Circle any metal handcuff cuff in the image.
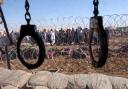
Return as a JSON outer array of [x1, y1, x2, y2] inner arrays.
[[17, 0, 45, 69], [89, 0, 108, 68]]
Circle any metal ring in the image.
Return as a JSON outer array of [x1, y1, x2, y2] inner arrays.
[[89, 16, 108, 68], [17, 30, 45, 69], [25, 12, 31, 24]]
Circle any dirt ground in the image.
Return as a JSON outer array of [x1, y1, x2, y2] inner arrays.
[[1, 55, 128, 78], [0, 37, 128, 78], [0, 48, 128, 78]]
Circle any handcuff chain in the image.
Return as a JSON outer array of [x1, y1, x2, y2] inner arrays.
[[93, 0, 99, 17], [25, 0, 31, 25]]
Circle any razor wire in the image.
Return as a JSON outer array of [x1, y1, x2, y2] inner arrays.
[[33, 14, 128, 30]]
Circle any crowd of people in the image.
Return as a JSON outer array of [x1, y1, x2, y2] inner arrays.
[[39, 27, 88, 45], [0, 26, 127, 46], [0, 26, 89, 46]]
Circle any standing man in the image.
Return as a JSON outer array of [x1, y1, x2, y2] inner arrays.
[[50, 29, 55, 46], [40, 29, 47, 43], [75, 28, 80, 44]]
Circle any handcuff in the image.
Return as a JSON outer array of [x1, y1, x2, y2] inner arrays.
[[89, 0, 108, 68], [17, 0, 45, 69]]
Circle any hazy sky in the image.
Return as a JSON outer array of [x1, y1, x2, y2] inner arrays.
[[1, 0, 128, 27]]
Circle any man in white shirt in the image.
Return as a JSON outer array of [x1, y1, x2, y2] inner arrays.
[[50, 29, 55, 46]]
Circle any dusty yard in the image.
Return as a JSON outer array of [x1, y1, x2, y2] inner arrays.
[[0, 37, 128, 78]]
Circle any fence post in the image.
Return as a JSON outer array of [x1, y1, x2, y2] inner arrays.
[[5, 45, 11, 69]]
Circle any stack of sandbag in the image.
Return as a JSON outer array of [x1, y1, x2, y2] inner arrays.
[[28, 71, 128, 89]]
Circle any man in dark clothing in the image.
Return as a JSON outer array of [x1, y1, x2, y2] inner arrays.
[[75, 28, 80, 44], [71, 28, 75, 44], [59, 28, 65, 45], [47, 30, 52, 44], [66, 29, 72, 45]]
